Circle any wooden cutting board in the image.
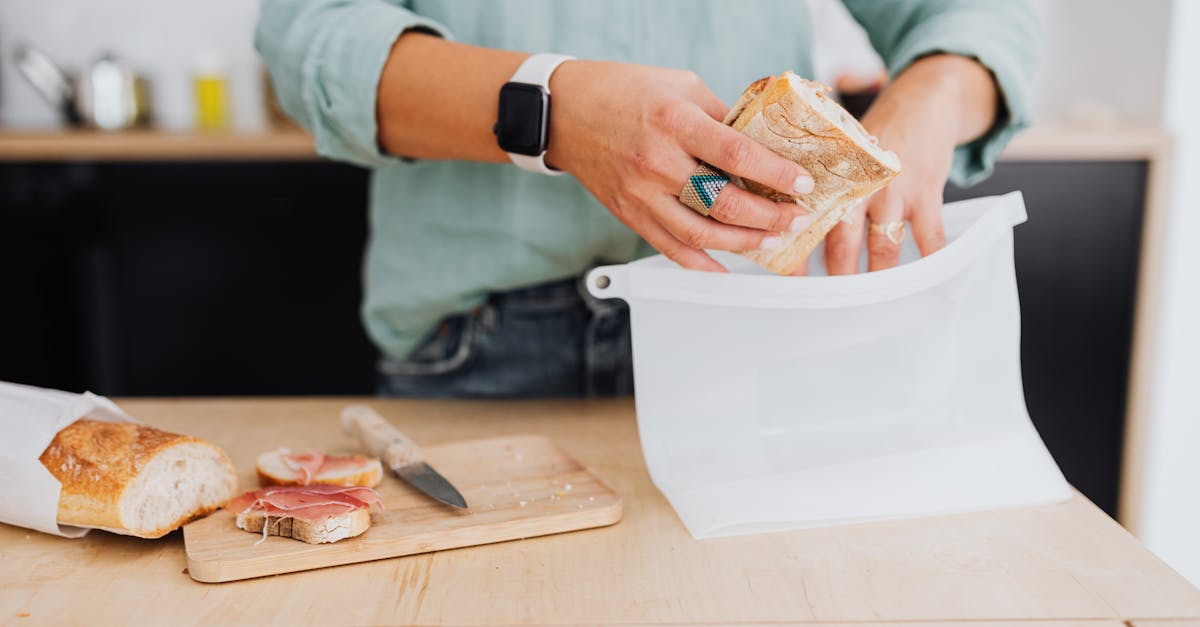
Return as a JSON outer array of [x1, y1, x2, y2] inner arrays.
[[183, 434, 622, 582]]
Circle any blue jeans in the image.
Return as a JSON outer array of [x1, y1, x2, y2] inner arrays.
[[377, 275, 634, 398]]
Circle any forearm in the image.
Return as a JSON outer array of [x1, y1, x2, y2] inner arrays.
[[864, 54, 999, 146], [376, 32, 528, 162]]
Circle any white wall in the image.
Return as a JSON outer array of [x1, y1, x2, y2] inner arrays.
[[0, 0, 266, 130], [1029, 0, 1173, 125], [1138, 0, 1200, 587]]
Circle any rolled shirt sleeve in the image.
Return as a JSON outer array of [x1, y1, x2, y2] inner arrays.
[[841, 0, 1041, 186], [255, 0, 452, 168]]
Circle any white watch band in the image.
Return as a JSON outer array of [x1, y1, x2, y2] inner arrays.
[[505, 52, 574, 176]]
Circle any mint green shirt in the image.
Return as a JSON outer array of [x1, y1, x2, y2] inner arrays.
[[256, 0, 1039, 360]]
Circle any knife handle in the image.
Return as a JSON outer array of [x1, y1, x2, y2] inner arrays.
[[340, 405, 424, 468]]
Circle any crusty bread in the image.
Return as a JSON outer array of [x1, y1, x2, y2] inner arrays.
[[38, 419, 238, 539], [236, 508, 370, 544], [723, 72, 902, 274], [255, 448, 383, 488]]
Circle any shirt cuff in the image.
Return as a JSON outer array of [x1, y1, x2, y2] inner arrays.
[[305, 5, 452, 169], [885, 40, 1033, 187]]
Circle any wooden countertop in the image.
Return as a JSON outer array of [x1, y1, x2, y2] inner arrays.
[[1, 398, 1197, 625], [0, 125, 1172, 162]]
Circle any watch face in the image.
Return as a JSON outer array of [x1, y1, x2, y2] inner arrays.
[[495, 83, 549, 156]]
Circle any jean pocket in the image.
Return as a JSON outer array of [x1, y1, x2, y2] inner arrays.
[[379, 313, 477, 377]]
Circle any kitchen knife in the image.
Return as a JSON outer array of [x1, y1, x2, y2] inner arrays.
[[340, 405, 469, 509]]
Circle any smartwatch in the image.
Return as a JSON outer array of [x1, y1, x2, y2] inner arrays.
[[493, 53, 575, 175]]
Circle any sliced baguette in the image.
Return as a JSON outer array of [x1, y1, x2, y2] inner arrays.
[[235, 507, 370, 544], [256, 448, 383, 488], [723, 72, 902, 275], [38, 419, 238, 539]]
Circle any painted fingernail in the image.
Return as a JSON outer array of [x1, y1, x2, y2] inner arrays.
[[759, 236, 782, 251], [793, 175, 815, 194], [789, 215, 815, 232]]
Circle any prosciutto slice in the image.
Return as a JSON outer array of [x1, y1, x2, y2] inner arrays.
[[281, 450, 325, 484], [227, 485, 382, 521], [278, 449, 372, 485]]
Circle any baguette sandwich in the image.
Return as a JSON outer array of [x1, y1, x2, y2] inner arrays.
[[38, 419, 238, 538], [723, 72, 901, 275], [228, 484, 382, 544]]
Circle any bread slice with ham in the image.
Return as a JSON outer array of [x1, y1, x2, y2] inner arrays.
[[723, 71, 901, 275], [256, 448, 382, 488], [228, 485, 382, 544]]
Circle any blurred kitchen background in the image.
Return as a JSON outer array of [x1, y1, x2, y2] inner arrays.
[[1, 0, 1197, 584]]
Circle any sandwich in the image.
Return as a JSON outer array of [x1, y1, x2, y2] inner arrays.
[[723, 71, 902, 275], [256, 448, 382, 488], [228, 484, 382, 544], [38, 419, 238, 538]]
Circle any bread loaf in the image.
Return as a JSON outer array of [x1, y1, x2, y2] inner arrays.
[[38, 419, 237, 538], [723, 72, 901, 275]]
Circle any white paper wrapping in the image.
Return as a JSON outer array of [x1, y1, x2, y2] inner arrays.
[[588, 193, 1073, 538], [0, 381, 136, 537]]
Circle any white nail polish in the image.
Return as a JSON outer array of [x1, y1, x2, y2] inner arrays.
[[759, 236, 782, 251], [789, 216, 813, 232], [793, 175, 815, 194]]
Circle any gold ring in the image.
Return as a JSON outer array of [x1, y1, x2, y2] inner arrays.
[[679, 163, 730, 217], [869, 220, 906, 246]]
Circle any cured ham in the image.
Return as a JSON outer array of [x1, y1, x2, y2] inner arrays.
[[256, 448, 383, 488], [227, 485, 382, 521], [280, 450, 325, 484]]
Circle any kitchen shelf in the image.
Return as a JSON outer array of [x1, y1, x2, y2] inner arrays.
[[0, 125, 1172, 162], [1004, 125, 1171, 161], [0, 128, 316, 161]]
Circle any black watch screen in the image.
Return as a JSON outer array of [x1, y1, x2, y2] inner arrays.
[[494, 82, 550, 156]]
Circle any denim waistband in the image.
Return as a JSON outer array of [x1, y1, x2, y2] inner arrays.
[[484, 271, 626, 315]]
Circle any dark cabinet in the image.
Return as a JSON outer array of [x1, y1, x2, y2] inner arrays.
[[0, 161, 376, 395]]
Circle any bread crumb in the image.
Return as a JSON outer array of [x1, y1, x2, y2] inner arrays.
[[564, 483, 572, 491], [519, 500, 527, 507], [588, 496, 595, 502], [17, 613, 30, 618]]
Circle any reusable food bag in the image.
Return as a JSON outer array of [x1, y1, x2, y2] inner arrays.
[[587, 192, 1071, 538], [0, 381, 134, 537]]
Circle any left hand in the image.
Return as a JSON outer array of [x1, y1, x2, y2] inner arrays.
[[819, 54, 999, 275]]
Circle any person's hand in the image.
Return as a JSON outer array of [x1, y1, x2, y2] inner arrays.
[[546, 61, 817, 272], [821, 54, 999, 275]]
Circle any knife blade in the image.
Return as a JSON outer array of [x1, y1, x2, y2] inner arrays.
[[340, 405, 469, 509]]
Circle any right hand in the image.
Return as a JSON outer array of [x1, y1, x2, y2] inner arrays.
[[545, 61, 816, 272]]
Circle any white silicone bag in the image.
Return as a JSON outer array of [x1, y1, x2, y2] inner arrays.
[[586, 192, 1071, 538]]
